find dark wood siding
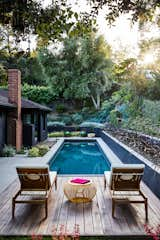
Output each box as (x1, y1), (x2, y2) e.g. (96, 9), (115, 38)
(0, 111), (6, 151)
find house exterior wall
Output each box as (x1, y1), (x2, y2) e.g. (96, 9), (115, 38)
(23, 124), (36, 147)
(22, 110), (48, 147)
(0, 111), (6, 151)
(38, 112), (48, 142)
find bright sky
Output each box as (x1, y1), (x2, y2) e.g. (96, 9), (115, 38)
(20, 0), (160, 60)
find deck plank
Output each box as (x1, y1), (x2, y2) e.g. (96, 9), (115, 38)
(0, 176), (160, 236)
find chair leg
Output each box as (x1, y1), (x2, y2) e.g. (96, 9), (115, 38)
(104, 177), (106, 189)
(145, 199), (148, 221)
(55, 177), (57, 190)
(45, 199), (48, 219)
(12, 199), (15, 218)
(112, 199), (116, 218)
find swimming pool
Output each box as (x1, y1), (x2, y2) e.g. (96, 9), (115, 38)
(49, 140), (111, 174)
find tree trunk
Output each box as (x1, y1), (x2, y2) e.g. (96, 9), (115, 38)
(91, 94), (101, 110)
(91, 95), (98, 109)
(96, 93), (101, 110)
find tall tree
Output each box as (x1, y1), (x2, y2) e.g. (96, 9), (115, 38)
(78, 34), (113, 109)
(39, 34), (114, 109)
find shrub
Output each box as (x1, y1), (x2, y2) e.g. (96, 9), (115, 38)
(47, 121), (65, 127)
(38, 145), (49, 156)
(122, 116), (160, 137)
(72, 113), (83, 124)
(47, 114), (60, 122)
(16, 147), (26, 154)
(64, 131), (71, 137)
(70, 131), (81, 137)
(22, 83), (54, 104)
(80, 121), (104, 129)
(48, 132), (64, 137)
(56, 104), (66, 113)
(61, 115), (72, 125)
(142, 99), (160, 124)
(82, 107), (90, 113)
(80, 131), (87, 137)
(2, 145), (15, 157)
(28, 147), (40, 157)
(109, 110), (122, 127)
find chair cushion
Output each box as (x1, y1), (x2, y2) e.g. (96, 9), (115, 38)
(111, 163), (145, 170)
(16, 165), (49, 170)
(49, 171), (57, 185)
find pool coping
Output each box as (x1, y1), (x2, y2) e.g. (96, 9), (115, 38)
(44, 137), (122, 172)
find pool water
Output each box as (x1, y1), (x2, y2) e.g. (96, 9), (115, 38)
(49, 141), (110, 174)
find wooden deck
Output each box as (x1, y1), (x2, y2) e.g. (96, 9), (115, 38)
(0, 176), (160, 236)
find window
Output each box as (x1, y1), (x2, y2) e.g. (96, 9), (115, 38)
(23, 114), (31, 124)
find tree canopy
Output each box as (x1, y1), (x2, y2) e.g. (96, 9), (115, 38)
(39, 34), (114, 109)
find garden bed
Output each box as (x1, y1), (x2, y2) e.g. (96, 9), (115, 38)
(105, 127), (160, 166)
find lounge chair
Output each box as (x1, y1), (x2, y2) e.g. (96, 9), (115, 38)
(104, 164), (148, 220)
(12, 166), (57, 219)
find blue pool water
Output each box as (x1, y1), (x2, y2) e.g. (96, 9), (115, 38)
(49, 141), (110, 174)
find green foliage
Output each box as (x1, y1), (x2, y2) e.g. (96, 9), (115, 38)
(0, 64), (7, 85)
(142, 99), (160, 124)
(39, 35), (113, 110)
(28, 147), (40, 157)
(2, 145), (15, 157)
(88, 0), (157, 24)
(62, 116), (73, 125)
(81, 107), (90, 113)
(17, 55), (48, 86)
(48, 132), (64, 137)
(70, 131), (81, 137)
(72, 113), (83, 124)
(56, 104), (66, 113)
(80, 131), (87, 137)
(48, 131), (87, 137)
(22, 84), (54, 104)
(109, 110), (121, 127)
(16, 147), (26, 154)
(0, 1), (94, 43)
(80, 121), (104, 129)
(47, 121), (65, 127)
(122, 117), (160, 137)
(64, 131), (71, 137)
(146, 73), (160, 100)
(38, 145), (49, 156)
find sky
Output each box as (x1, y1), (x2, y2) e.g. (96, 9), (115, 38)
(20, 0), (160, 60)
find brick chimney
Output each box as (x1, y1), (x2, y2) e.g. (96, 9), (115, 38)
(7, 69), (22, 151)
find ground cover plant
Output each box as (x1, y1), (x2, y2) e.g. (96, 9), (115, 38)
(28, 145), (49, 157)
(48, 131), (87, 138)
(1, 145), (15, 157)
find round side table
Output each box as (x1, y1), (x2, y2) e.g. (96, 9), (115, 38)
(63, 179), (97, 203)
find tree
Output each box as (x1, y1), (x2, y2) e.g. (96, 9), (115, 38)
(78, 34), (113, 109)
(0, 0), (96, 46)
(88, 0), (159, 24)
(0, 64), (7, 85)
(39, 34), (114, 110)
(38, 37), (81, 99)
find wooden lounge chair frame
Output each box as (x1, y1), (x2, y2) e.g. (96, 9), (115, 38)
(104, 164), (148, 221)
(12, 166), (57, 219)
